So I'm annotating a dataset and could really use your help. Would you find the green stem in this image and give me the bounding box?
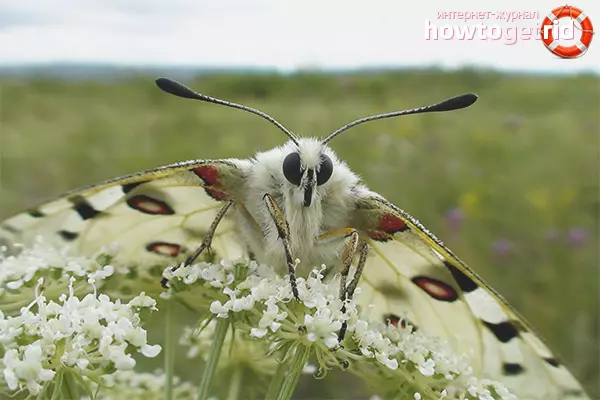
[269,344,311,400]
[164,300,175,400]
[265,354,287,400]
[50,370,64,400]
[61,371,80,400]
[197,317,230,400]
[226,368,243,400]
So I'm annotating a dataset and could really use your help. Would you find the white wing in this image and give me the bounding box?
[350,192,589,399]
[0,159,251,290]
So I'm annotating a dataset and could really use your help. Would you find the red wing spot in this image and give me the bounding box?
[192,166,230,200]
[412,276,459,302]
[378,213,408,234]
[192,165,220,185]
[127,195,175,215]
[384,313,401,327]
[383,314,419,332]
[146,241,182,257]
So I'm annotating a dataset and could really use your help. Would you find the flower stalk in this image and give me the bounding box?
[271,344,311,400]
[164,299,175,400]
[196,317,230,400]
[226,367,243,400]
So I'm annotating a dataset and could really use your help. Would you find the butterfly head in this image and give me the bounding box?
[282,138,334,207]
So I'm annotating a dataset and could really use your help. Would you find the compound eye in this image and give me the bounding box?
[283,152,303,186]
[316,154,333,185]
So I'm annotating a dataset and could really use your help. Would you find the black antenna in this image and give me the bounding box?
[322,93,478,144]
[155,78,300,145]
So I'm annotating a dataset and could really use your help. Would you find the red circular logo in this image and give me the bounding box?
[540,5,594,58]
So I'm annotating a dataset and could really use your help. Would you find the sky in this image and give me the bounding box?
[0,0,599,73]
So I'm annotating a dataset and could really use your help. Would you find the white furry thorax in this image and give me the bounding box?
[234,137,361,273]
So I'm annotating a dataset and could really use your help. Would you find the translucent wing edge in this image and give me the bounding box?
[359,191,590,398]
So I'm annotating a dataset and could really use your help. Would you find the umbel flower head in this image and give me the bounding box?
[0,241,161,398]
[0,237,118,312]
[166,259,518,400]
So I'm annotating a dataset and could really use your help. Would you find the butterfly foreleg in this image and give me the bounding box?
[343,240,369,302]
[263,193,300,300]
[160,200,234,288]
[318,229,369,342]
[318,228,360,301]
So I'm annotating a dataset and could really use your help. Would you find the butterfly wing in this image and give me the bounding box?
[0,159,252,288]
[351,191,589,399]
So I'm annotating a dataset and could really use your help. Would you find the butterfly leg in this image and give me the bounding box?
[318,228,360,301]
[341,240,369,342]
[160,200,234,288]
[318,229,369,341]
[344,240,369,302]
[263,193,300,300]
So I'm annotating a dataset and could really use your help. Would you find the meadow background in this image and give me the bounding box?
[0,69,598,397]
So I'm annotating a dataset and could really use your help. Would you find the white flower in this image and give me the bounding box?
[87,264,115,280]
[417,358,436,377]
[0,276,160,397]
[128,292,157,308]
[304,308,341,349]
[2,341,55,394]
[250,327,268,338]
[209,300,230,318]
[375,351,399,370]
[0,237,118,299]
[257,303,287,333]
[163,257,517,399]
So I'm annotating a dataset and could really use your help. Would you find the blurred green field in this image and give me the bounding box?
[0,69,598,397]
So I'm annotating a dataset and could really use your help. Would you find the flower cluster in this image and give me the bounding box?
[1,237,520,400]
[0,237,118,312]
[0,271,161,397]
[165,259,517,400]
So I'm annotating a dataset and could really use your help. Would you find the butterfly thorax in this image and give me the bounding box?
[234,138,361,274]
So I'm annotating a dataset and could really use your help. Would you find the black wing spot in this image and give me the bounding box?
[28,209,45,218]
[482,320,520,343]
[544,357,560,367]
[58,230,79,241]
[70,196,101,220]
[122,181,147,194]
[444,260,478,293]
[502,362,525,375]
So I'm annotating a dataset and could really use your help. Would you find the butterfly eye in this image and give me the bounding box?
[316,154,333,185]
[282,152,303,186]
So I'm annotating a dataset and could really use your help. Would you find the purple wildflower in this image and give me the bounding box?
[445,207,464,233]
[567,227,589,247]
[492,239,514,258]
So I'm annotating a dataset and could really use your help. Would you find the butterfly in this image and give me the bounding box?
[0,78,589,399]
